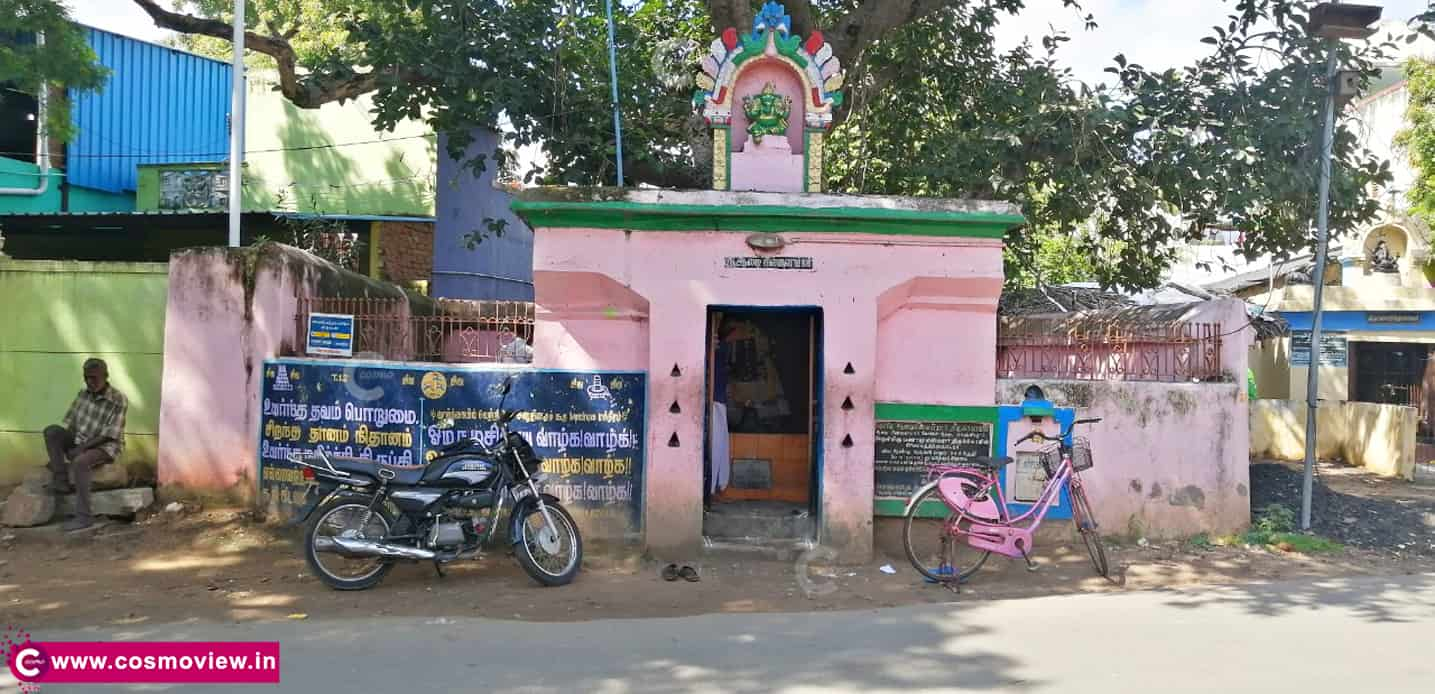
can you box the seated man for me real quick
[44,358,128,531]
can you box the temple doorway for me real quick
[703,306,822,545]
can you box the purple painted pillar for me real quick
[432,129,534,300]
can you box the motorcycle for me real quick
[285,374,582,590]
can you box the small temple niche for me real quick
[693,2,845,194]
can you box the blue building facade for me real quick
[431,129,534,300]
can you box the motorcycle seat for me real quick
[327,454,428,486]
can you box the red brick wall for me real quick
[377,221,434,284]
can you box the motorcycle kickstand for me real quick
[433,561,446,578]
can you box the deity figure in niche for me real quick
[1370,239,1399,273]
[742,82,791,144]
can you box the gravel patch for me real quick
[1250,462,1435,557]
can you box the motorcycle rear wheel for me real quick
[304,497,397,591]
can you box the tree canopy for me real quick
[1397,56,1435,230]
[0,0,108,143]
[134,0,1417,290]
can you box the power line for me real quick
[0,134,437,160]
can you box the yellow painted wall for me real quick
[1289,365,1348,403]
[1250,337,1291,399]
[1251,399,1416,479]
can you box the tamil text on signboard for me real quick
[306,313,355,357]
[257,361,646,540]
[1290,330,1348,367]
[1367,312,1421,325]
[874,419,992,507]
[723,256,815,270]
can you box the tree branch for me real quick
[785,0,818,39]
[706,0,754,34]
[129,0,411,108]
[825,0,956,68]
[625,156,706,189]
[131,0,295,64]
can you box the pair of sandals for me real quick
[661,564,701,582]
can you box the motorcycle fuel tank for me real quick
[437,456,496,487]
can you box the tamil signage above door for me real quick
[1367,312,1422,325]
[723,256,815,270]
[1291,330,1348,367]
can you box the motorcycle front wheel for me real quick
[513,502,583,586]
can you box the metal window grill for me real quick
[295,296,536,363]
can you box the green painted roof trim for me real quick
[510,200,1024,238]
[875,402,1000,423]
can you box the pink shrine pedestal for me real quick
[730,135,806,193]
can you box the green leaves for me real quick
[826,0,1393,291]
[0,0,109,143]
[1398,57,1435,228]
[146,0,1397,290]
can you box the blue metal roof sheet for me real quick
[66,26,234,194]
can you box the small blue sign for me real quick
[306,313,354,357]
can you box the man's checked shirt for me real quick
[62,385,128,459]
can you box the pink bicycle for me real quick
[902,418,1109,584]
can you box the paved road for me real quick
[13,573,1435,693]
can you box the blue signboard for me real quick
[1290,330,1348,367]
[306,313,355,357]
[257,359,647,540]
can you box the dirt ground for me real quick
[3,461,1434,629]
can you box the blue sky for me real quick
[63,0,1435,88]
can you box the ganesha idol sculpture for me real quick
[692,2,845,193]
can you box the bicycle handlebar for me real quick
[1014,417,1102,446]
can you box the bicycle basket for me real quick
[1072,436,1094,472]
[1037,443,1062,479]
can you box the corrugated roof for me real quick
[67,27,234,194]
[999,301,1289,339]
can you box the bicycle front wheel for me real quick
[1070,483,1109,578]
[903,482,992,584]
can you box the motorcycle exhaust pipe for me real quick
[322,536,437,561]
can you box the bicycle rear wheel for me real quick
[902,480,992,584]
[1069,483,1109,578]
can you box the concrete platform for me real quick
[703,500,814,543]
[56,487,154,518]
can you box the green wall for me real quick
[0,156,62,213]
[0,156,136,214]
[0,259,168,483]
[241,71,436,217]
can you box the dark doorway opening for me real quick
[703,306,822,544]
